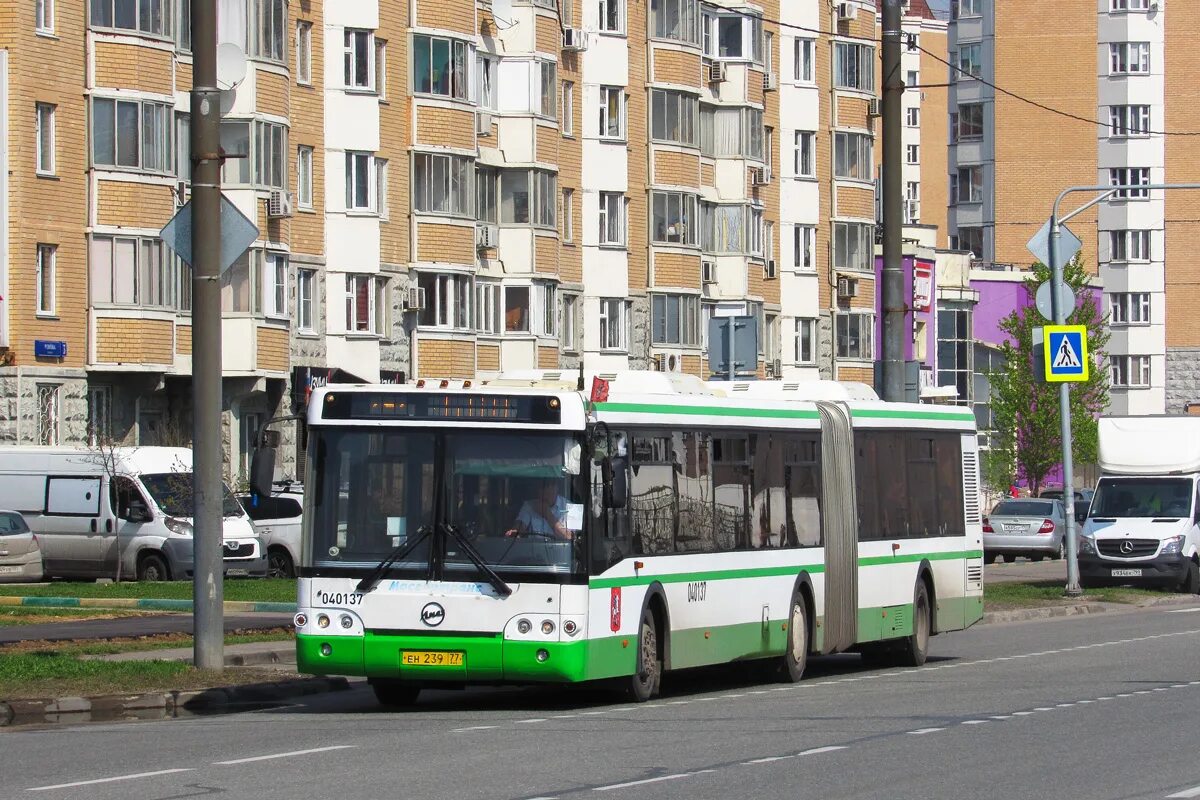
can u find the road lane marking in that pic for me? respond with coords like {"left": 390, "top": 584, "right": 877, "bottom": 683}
{"left": 962, "top": 720, "right": 989, "bottom": 725}
{"left": 28, "top": 768, "right": 194, "bottom": 791}
{"left": 215, "top": 745, "right": 356, "bottom": 765}
{"left": 1167, "top": 785, "right": 1200, "bottom": 798}
{"left": 907, "top": 728, "right": 944, "bottom": 735}
{"left": 517, "top": 718, "right": 547, "bottom": 724}
{"left": 1165, "top": 607, "right": 1200, "bottom": 613}
{"left": 799, "top": 746, "right": 848, "bottom": 756}
{"left": 454, "top": 725, "right": 500, "bottom": 732}
{"left": 743, "top": 755, "right": 795, "bottom": 764}
{"left": 594, "top": 770, "right": 714, "bottom": 791}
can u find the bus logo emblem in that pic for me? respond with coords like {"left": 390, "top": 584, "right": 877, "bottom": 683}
{"left": 609, "top": 588, "right": 621, "bottom": 632}
{"left": 420, "top": 602, "right": 445, "bottom": 627}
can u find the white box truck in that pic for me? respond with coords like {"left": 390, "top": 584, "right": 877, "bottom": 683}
{"left": 1081, "top": 416, "right": 1200, "bottom": 592}
{"left": 0, "top": 446, "right": 266, "bottom": 581}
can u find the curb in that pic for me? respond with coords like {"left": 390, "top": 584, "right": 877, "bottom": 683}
{"left": 0, "top": 677, "right": 349, "bottom": 727}
{"left": 982, "top": 603, "right": 1107, "bottom": 625}
{"left": 0, "top": 595, "right": 296, "bottom": 614}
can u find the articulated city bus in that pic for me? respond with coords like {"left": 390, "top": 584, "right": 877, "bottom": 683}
{"left": 287, "top": 371, "right": 984, "bottom": 706}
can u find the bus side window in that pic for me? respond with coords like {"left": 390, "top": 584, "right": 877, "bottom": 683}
{"left": 712, "top": 435, "right": 750, "bottom": 551}
{"left": 855, "top": 432, "right": 883, "bottom": 541}
{"left": 628, "top": 432, "right": 674, "bottom": 556}
{"left": 750, "top": 433, "right": 783, "bottom": 549}
{"left": 591, "top": 451, "right": 632, "bottom": 572}
{"left": 784, "top": 436, "right": 822, "bottom": 547}
{"left": 675, "top": 432, "right": 713, "bottom": 553}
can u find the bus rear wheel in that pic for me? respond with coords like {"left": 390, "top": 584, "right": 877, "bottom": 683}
{"left": 777, "top": 595, "right": 808, "bottom": 682}
{"left": 894, "top": 581, "right": 931, "bottom": 667}
{"left": 370, "top": 679, "right": 421, "bottom": 708}
{"left": 627, "top": 608, "right": 662, "bottom": 702}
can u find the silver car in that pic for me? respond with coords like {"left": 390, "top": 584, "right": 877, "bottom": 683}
{"left": 239, "top": 483, "right": 303, "bottom": 579}
{"left": 0, "top": 510, "right": 43, "bottom": 582}
{"left": 984, "top": 498, "right": 1068, "bottom": 563}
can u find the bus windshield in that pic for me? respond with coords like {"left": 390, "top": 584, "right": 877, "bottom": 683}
{"left": 308, "top": 429, "right": 586, "bottom": 576}
{"left": 1090, "top": 477, "right": 1193, "bottom": 519}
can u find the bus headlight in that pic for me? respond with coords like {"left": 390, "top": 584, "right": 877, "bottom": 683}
{"left": 317, "top": 614, "right": 330, "bottom": 629}
{"left": 294, "top": 613, "right": 308, "bottom": 628}
{"left": 517, "top": 619, "right": 532, "bottom": 634}
{"left": 541, "top": 620, "right": 556, "bottom": 635}
{"left": 340, "top": 614, "right": 354, "bottom": 629}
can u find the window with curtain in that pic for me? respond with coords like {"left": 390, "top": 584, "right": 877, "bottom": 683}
{"left": 413, "top": 34, "right": 470, "bottom": 99}
{"left": 834, "top": 132, "right": 872, "bottom": 181}
{"left": 652, "top": 192, "right": 699, "bottom": 246}
{"left": 413, "top": 152, "right": 472, "bottom": 217}
{"left": 651, "top": 89, "right": 698, "bottom": 145}
{"left": 91, "top": 98, "right": 173, "bottom": 174}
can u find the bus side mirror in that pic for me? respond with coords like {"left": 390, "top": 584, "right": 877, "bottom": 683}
{"left": 250, "top": 430, "right": 280, "bottom": 499}
{"left": 605, "top": 457, "right": 628, "bottom": 510}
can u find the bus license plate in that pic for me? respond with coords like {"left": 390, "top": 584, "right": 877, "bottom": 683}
{"left": 402, "top": 651, "right": 465, "bottom": 667}
{"left": 1111, "top": 568, "right": 1142, "bottom": 578}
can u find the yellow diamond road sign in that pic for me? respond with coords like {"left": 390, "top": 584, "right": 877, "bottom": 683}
{"left": 1043, "top": 325, "right": 1089, "bottom": 383}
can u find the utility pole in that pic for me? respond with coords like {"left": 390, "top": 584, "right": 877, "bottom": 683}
{"left": 880, "top": 0, "right": 905, "bottom": 403}
{"left": 190, "top": 0, "right": 224, "bottom": 670}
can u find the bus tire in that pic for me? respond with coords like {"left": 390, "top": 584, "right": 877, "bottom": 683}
{"left": 777, "top": 593, "right": 809, "bottom": 683}
{"left": 370, "top": 679, "right": 421, "bottom": 708}
{"left": 628, "top": 607, "right": 662, "bottom": 702}
{"left": 894, "top": 580, "right": 931, "bottom": 668}
{"left": 137, "top": 552, "right": 170, "bottom": 582}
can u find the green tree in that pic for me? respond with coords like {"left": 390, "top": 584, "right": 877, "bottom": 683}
{"left": 983, "top": 255, "right": 1110, "bottom": 496}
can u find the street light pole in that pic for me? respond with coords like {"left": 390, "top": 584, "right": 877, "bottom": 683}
{"left": 880, "top": 0, "right": 905, "bottom": 402}
{"left": 190, "top": 0, "right": 224, "bottom": 669}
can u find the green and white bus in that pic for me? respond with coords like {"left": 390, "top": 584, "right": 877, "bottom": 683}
{"left": 289, "top": 371, "right": 984, "bottom": 706}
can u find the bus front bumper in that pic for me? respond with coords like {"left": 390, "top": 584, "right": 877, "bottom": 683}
{"left": 297, "top": 631, "right": 597, "bottom": 684}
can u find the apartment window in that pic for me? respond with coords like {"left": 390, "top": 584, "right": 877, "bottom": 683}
{"left": 957, "top": 103, "right": 984, "bottom": 139}
{"left": 500, "top": 170, "right": 556, "bottom": 227}
{"left": 1110, "top": 104, "right": 1150, "bottom": 137}
{"left": 954, "top": 0, "right": 981, "bottom": 16}
{"left": 833, "top": 222, "right": 873, "bottom": 272}
{"left": 599, "top": 86, "right": 625, "bottom": 139}
{"left": 835, "top": 313, "right": 874, "bottom": 361}
{"left": 957, "top": 43, "right": 982, "bottom": 78}
{"left": 345, "top": 274, "right": 387, "bottom": 335}
{"left": 176, "top": 0, "right": 189, "bottom": 50}
{"left": 599, "top": 0, "right": 623, "bottom": 32}
{"left": 88, "top": 386, "right": 113, "bottom": 446}
{"left": 1111, "top": 0, "right": 1150, "bottom": 9}
{"left": 599, "top": 298, "right": 628, "bottom": 350}
{"left": 254, "top": 120, "right": 287, "bottom": 189}
{"left": 1110, "top": 42, "right": 1150, "bottom": 74}
{"left": 90, "top": 236, "right": 175, "bottom": 308}
{"left": 373, "top": 39, "right": 388, "bottom": 99}
{"left": 651, "top": 89, "right": 699, "bottom": 146}
{"left": 562, "top": 295, "right": 578, "bottom": 351}
{"left": 36, "top": 384, "right": 61, "bottom": 446}
{"left": 344, "top": 29, "right": 374, "bottom": 89}
{"left": 91, "top": 98, "right": 173, "bottom": 174}
{"left": 952, "top": 165, "right": 983, "bottom": 204}
{"left": 505, "top": 286, "right": 530, "bottom": 333}
{"left": 1109, "top": 229, "right": 1152, "bottom": 262}
{"left": 652, "top": 294, "right": 701, "bottom": 346}
{"left": 376, "top": 159, "right": 389, "bottom": 220}
{"left": 834, "top": 132, "right": 872, "bottom": 181}
{"left": 702, "top": 10, "right": 763, "bottom": 62}
{"left": 539, "top": 61, "right": 556, "bottom": 119}
{"left": 1110, "top": 292, "right": 1150, "bottom": 325}
{"left": 477, "top": 54, "right": 498, "bottom": 110}
{"left": 1112, "top": 355, "right": 1151, "bottom": 388}
{"left": 250, "top": 0, "right": 285, "bottom": 61}
{"left": 36, "top": 244, "right": 56, "bottom": 316}
{"left": 905, "top": 107, "right": 920, "bottom": 127}
{"left": 833, "top": 43, "right": 875, "bottom": 92}
{"left": 794, "top": 131, "right": 815, "bottom": 178}
{"left": 221, "top": 250, "right": 261, "bottom": 313}
{"left": 297, "top": 146, "right": 313, "bottom": 208}
{"left": 297, "top": 268, "right": 315, "bottom": 332}
{"left": 906, "top": 144, "right": 920, "bottom": 164}
{"left": 795, "top": 318, "right": 816, "bottom": 365}
{"left": 36, "top": 0, "right": 53, "bottom": 32}
{"left": 793, "top": 225, "right": 815, "bottom": 271}
{"left": 475, "top": 282, "right": 500, "bottom": 334}
{"left": 535, "top": 283, "right": 557, "bottom": 337}
{"left": 599, "top": 192, "right": 625, "bottom": 246}
{"left": 562, "top": 81, "right": 574, "bottom": 136}
{"left": 89, "top": 0, "right": 171, "bottom": 37}
{"left": 562, "top": 189, "right": 574, "bottom": 242}
{"left": 412, "top": 152, "right": 472, "bottom": 217}
{"left": 219, "top": 120, "right": 250, "bottom": 184}
{"left": 651, "top": 0, "right": 700, "bottom": 44}
{"left": 263, "top": 253, "right": 288, "bottom": 318}
{"left": 652, "top": 191, "right": 699, "bottom": 246}
{"left": 417, "top": 272, "right": 471, "bottom": 329}
{"left": 955, "top": 226, "right": 984, "bottom": 258}
{"left": 1110, "top": 167, "right": 1150, "bottom": 199}
{"left": 476, "top": 166, "right": 497, "bottom": 223}
{"left": 705, "top": 107, "right": 763, "bottom": 159}
{"left": 36, "top": 103, "right": 55, "bottom": 176}
{"left": 345, "top": 152, "right": 373, "bottom": 210}
{"left": 296, "top": 21, "right": 312, "bottom": 84}
{"left": 906, "top": 69, "right": 918, "bottom": 87}
{"left": 795, "top": 38, "right": 814, "bottom": 83}
{"left": 413, "top": 34, "right": 470, "bottom": 100}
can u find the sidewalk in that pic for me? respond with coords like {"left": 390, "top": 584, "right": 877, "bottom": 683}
{"left": 91, "top": 639, "right": 297, "bottom": 668}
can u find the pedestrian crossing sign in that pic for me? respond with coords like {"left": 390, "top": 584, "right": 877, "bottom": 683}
{"left": 1043, "top": 325, "right": 1089, "bottom": 383}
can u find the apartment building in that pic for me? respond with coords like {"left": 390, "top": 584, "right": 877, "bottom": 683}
{"left": 0, "top": 0, "right": 885, "bottom": 477}
{"left": 946, "top": 0, "right": 1198, "bottom": 417}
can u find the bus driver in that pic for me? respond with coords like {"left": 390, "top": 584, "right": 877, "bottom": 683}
{"left": 506, "top": 480, "right": 573, "bottom": 540}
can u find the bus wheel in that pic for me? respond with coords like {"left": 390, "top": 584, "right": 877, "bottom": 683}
{"left": 370, "top": 679, "right": 421, "bottom": 708}
{"left": 778, "top": 595, "right": 808, "bottom": 682}
{"left": 894, "top": 581, "right": 931, "bottom": 667}
{"left": 628, "top": 608, "right": 662, "bottom": 702}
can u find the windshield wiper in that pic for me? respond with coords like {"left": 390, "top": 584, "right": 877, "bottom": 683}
{"left": 356, "top": 525, "right": 435, "bottom": 593}
{"left": 440, "top": 523, "right": 512, "bottom": 597}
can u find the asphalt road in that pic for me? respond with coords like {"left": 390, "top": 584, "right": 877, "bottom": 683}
{"left": 0, "top": 613, "right": 293, "bottom": 643}
{"left": 4, "top": 603, "right": 1200, "bottom": 800}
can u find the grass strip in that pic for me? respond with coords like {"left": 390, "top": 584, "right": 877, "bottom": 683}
{"left": 0, "top": 580, "right": 297, "bottom": 603}
{"left": 986, "top": 580, "right": 1173, "bottom": 610}
{"left": 0, "top": 607, "right": 157, "bottom": 626}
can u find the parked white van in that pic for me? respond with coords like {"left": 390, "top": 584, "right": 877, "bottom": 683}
{"left": 0, "top": 447, "right": 267, "bottom": 581}
{"left": 1081, "top": 417, "right": 1200, "bottom": 593}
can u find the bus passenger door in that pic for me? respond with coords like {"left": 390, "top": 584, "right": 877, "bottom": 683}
{"left": 816, "top": 402, "right": 857, "bottom": 654}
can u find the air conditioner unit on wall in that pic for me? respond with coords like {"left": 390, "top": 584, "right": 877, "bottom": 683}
{"left": 656, "top": 353, "right": 683, "bottom": 373}
{"left": 708, "top": 61, "right": 727, "bottom": 83}
{"left": 266, "top": 190, "right": 294, "bottom": 218}
{"left": 702, "top": 260, "right": 717, "bottom": 284}
{"left": 476, "top": 224, "right": 498, "bottom": 249}
{"left": 867, "top": 98, "right": 881, "bottom": 117}
{"left": 763, "top": 72, "right": 778, "bottom": 91}
{"left": 837, "top": 275, "right": 859, "bottom": 299}
{"left": 750, "top": 166, "right": 771, "bottom": 186}
{"left": 476, "top": 111, "right": 493, "bottom": 136}
{"left": 407, "top": 286, "right": 426, "bottom": 311}
{"left": 838, "top": 2, "right": 858, "bottom": 21}
{"left": 562, "top": 27, "right": 589, "bottom": 51}
{"left": 764, "top": 259, "right": 777, "bottom": 279}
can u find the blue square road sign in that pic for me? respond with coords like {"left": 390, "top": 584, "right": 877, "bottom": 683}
{"left": 1043, "top": 325, "right": 1089, "bottom": 383}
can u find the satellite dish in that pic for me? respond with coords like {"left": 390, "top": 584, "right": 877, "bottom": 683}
{"left": 216, "top": 43, "right": 247, "bottom": 91}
